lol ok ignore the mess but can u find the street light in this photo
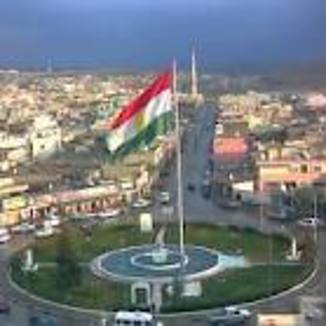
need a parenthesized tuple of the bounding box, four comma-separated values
(313, 191, 318, 245)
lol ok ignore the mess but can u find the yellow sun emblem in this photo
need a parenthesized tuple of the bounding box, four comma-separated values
(135, 111, 146, 132)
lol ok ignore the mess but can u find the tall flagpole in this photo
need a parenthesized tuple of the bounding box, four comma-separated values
(173, 60, 185, 260)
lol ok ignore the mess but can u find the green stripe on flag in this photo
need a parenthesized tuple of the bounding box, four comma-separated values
(107, 110, 173, 160)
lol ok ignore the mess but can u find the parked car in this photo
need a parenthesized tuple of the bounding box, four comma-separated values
(80, 219, 98, 233)
(218, 199, 241, 209)
(297, 217, 322, 227)
(158, 191, 170, 204)
(11, 222, 36, 234)
(208, 306, 251, 325)
(45, 214, 61, 227)
(0, 293, 10, 314)
(71, 212, 98, 221)
(0, 228, 11, 244)
(132, 198, 151, 209)
(187, 183, 195, 192)
(98, 208, 121, 219)
(201, 184, 212, 199)
(35, 224, 54, 239)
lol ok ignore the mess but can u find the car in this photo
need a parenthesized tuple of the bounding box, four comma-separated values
(208, 306, 251, 325)
(132, 198, 151, 209)
(80, 219, 98, 232)
(11, 222, 36, 234)
(45, 214, 61, 227)
(218, 199, 241, 209)
(29, 312, 57, 325)
(98, 208, 121, 219)
(0, 293, 10, 314)
(70, 212, 98, 222)
(35, 225, 54, 239)
(187, 183, 195, 192)
(305, 307, 323, 320)
(158, 191, 170, 204)
(0, 228, 11, 244)
(297, 217, 322, 227)
(201, 184, 212, 199)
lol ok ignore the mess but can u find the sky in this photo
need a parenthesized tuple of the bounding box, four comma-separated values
(1, 0, 326, 72)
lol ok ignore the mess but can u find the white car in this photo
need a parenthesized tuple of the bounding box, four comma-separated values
(208, 306, 251, 324)
(98, 208, 121, 219)
(45, 214, 61, 227)
(158, 191, 170, 204)
(35, 226, 54, 239)
(132, 198, 151, 209)
(11, 222, 36, 234)
(298, 217, 322, 227)
(305, 307, 323, 320)
(0, 228, 11, 244)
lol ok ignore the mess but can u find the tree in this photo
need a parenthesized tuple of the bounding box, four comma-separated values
(55, 227, 81, 289)
(292, 186, 326, 220)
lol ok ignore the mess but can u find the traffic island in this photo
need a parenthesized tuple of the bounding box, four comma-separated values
(9, 223, 314, 313)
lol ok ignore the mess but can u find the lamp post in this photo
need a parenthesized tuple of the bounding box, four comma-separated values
(313, 191, 318, 247)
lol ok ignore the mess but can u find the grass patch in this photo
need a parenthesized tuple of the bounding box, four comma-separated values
(12, 266, 130, 310)
(162, 264, 312, 312)
(165, 224, 289, 262)
(32, 223, 154, 263)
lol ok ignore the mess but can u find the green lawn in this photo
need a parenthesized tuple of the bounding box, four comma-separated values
(12, 266, 129, 310)
(166, 224, 289, 262)
(32, 223, 155, 263)
(32, 223, 289, 263)
(12, 263, 311, 312)
(162, 264, 311, 312)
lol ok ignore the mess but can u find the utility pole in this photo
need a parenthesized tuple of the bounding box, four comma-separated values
(173, 60, 185, 261)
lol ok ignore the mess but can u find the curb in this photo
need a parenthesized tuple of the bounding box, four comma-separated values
(7, 260, 318, 320)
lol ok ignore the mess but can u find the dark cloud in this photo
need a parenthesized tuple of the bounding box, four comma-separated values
(0, 0, 326, 70)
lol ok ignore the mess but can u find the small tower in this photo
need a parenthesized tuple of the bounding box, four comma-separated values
(191, 47, 198, 97)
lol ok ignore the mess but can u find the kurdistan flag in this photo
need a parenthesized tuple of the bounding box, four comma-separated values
(106, 71, 173, 157)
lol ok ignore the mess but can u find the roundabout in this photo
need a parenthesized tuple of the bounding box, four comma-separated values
(9, 223, 313, 312)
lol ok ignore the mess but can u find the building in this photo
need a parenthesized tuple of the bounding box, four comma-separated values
(29, 114, 62, 160)
(256, 158, 326, 193)
(0, 178, 29, 226)
(213, 137, 249, 162)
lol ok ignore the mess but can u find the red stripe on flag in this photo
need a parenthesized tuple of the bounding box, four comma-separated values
(109, 71, 172, 130)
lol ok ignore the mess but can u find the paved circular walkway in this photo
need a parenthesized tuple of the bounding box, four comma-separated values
(91, 244, 246, 283)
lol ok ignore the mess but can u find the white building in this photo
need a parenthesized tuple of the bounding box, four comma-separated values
(0, 132, 28, 150)
(29, 114, 62, 160)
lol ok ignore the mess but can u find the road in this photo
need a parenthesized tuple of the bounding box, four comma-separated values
(0, 106, 325, 325)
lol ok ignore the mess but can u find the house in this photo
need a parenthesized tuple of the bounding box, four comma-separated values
(256, 158, 326, 193)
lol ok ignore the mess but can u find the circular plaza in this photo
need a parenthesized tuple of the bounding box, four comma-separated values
(91, 244, 248, 283)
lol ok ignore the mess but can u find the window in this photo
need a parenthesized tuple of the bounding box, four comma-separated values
(314, 165, 322, 172)
(300, 164, 308, 173)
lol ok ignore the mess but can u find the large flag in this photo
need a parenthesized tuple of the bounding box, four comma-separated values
(106, 71, 172, 157)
